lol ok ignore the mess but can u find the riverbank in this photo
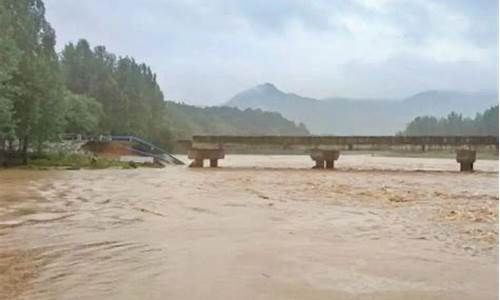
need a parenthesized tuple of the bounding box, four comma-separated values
(1, 153, 162, 170)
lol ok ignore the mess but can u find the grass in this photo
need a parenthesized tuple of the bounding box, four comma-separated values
(24, 153, 152, 170)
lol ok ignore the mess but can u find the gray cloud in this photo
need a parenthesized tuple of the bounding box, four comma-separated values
(44, 0, 498, 105)
(338, 54, 498, 98)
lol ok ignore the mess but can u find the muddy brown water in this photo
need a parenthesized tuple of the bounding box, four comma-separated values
(0, 155, 498, 300)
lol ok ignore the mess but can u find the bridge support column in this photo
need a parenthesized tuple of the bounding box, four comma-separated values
(325, 160, 334, 169)
(310, 150, 340, 170)
(210, 159, 218, 168)
(313, 160, 325, 169)
(456, 150, 476, 172)
(188, 148, 224, 168)
(190, 158, 204, 168)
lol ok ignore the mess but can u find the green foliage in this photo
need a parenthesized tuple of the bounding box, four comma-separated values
(0, 2, 21, 140)
(402, 106, 499, 136)
(63, 89, 103, 134)
(60, 39, 172, 147)
(27, 152, 132, 169)
(1, 0, 64, 157)
(0, 97, 15, 140)
(476, 106, 499, 136)
(166, 101, 310, 138)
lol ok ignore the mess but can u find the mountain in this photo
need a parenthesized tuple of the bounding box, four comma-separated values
(402, 90, 498, 116)
(225, 84, 498, 135)
(227, 83, 320, 108)
(165, 101, 309, 139)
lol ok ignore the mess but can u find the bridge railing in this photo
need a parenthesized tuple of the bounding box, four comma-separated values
(189, 135, 499, 152)
(62, 134, 184, 165)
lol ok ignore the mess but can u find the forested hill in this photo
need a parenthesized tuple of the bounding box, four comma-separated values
(166, 102, 309, 137)
(400, 106, 499, 136)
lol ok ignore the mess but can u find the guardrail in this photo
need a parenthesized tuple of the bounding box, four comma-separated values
(63, 134, 184, 165)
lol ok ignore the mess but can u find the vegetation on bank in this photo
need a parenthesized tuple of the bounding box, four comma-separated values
(0, 0, 308, 166)
(401, 106, 499, 136)
(17, 153, 157, 170)
(166, 102, 309, 137)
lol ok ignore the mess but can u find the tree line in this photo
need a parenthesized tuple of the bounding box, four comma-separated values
(401, 106, 499, 136)
(0, 0, 308, 164)
(166, 102, 309, 137)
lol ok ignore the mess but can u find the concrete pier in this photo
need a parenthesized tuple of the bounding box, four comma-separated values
(310, 149, 340, 170)
(190, 158, 204, 168)
(313, 160, 325, 169)
(188, 148, 224, 168)
(210, 159, 219, 168)
(456, 150, 476, 172)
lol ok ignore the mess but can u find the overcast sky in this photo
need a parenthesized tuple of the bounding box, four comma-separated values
(44, 0, 498, 105)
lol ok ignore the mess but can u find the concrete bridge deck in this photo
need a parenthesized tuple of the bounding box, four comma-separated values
(179, 135, 498, 171)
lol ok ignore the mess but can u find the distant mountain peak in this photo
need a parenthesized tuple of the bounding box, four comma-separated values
(252, 82, 281, 94)
(227, 82, 313, 109)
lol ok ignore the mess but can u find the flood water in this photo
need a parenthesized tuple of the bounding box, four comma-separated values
(0, 155, 498, 300)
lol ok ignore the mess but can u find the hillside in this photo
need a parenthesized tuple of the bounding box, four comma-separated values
(401, 105, 499, 136)
(226, 84, 498, 135)
(165, 101, 309, 138)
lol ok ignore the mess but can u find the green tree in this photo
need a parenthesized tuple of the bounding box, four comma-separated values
(63, 89, 103, 134)
(165, 101, 310, 138)
(60, 40, 95, 96)
(60, 40, 173, 147)
(478, 106, 499, 136)
(0, 2, 21, 143)
(402, 106, 499, 137)
(2, 0, 64, 161)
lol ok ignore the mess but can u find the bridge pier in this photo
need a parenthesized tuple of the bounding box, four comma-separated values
(456, 150, 476, 172)
(313, 160, 325, 169)
(310, 150, 340, 170)
(190, 158, 204, 168)
(325, 160, 335, 169)
(188, 148, 225, 168)
(210, 159, 218, 168)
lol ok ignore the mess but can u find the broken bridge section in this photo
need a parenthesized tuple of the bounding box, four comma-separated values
(179, 136, 498, 172)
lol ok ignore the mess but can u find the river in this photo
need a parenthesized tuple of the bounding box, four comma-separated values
(0, 155, 498, 299)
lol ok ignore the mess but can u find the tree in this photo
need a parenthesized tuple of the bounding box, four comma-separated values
(60, 40, 95, 95)
(63, 89, 103, 134)
(2, 0, 64, 162)
(402, 106, 499, 137)
(0, 2, 21, 144)
(479, 106, 499, 136)
(165, 101, 310, 138)
(60, 40, 173, 147)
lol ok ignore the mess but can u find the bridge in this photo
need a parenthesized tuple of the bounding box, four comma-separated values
(179, 135, 498, 171)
